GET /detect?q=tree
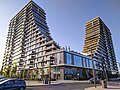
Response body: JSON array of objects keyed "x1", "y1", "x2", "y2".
[
  {"x1": 26, "y1": 69, "x2": 34, "y2": 80},
  {"x1": 36, "y1": 67, "x2": 39, "y2": 80},
  {"x1": 41, "y1": 68, "x2": 44, "y2": 81},
  {"x1": 0, "y1": 70, "x2": 1, "y2": 75},
  {"x1": 27, "y1": 69, "x2": 30, "y2": 79},
  {"x1": 3, "y1": 67, "x2": 11, "y2": 78},
  {"x1": 22, "y1": 69, "x2": 26, "y2": 79},
  {"x1": 31, "y1": 70, "x2": 34, "y2": 79},
  {"x1": 11, "y1": 64, "x2": 17, "y2": 78},
  {"x1": 0, "y1": 69, "x2": 4, "y2": 75},
  {"x1": 16, "y1": 71, "x2": 20, "y2": 78}
]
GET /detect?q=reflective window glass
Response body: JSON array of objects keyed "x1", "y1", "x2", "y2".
[
  {"x1": 73, "y1": 55, "x2": 82, "y2": 67},
  {"x1": 94, "y1": 61, "x2": 97, "y2": 69},
  {"x1": 89, "y1": 59, "x2": 93, "y2": 68},
  {"x1": 83, "y1": 58, "x2": 87, "y2": 67},
  {"x1": 65, "y1": 53, "x2": 72, "y2": 64}
]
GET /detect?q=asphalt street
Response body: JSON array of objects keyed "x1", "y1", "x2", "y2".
[{"x1": 26, "y1": 82, "x2": 101, "y2": 90}]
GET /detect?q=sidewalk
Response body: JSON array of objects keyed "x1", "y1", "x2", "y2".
[
  {"x1": 26, "y1": 80, "x2": 60, "y2": 87},
  {"x1": 26, "y1": 80, "x2": 88, "y2": 86},
  {"x1": 85, "y1": 84, "x2": 120, "y2": 90},
  {"x1": 85, "y1": 86, "x2": 120, "y2": 90}
]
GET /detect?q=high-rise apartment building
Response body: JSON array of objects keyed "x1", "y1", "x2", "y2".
[
  {"x1": 2, "y1": 0, "x2": 60, "y2": 73},
  {"x1": 83, "y1": 17, "x2": 118, "y2": 72},
  {"x1": 2, "y1": 0, "x2": 118, "y2": 79}
]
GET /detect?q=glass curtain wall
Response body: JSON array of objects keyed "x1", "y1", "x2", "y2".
[
  {"x1": 73, "y1": 55, "x2": 82, "y2": 67},
  {"x1": 65, "y1": 53, "x2": 72, "y2": 64}
]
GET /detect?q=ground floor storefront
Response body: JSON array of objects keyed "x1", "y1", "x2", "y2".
[
  {"x1": 50, "y1": 66, "x2": 117, "y2": 80},
  {"x1": 18, "y1": 65, "x2": 117, "y2": 80},
  {"x1": 50, "y1": 66, "x2": 93, "y2": 80}
]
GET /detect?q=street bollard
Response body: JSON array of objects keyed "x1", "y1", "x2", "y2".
[{"x1": 102, "y1": 80, "x2": 107, "y2": 88}]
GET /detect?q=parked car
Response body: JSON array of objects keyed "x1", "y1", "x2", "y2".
[
  {"x1": 88, "y1": 78, "x2": 101, "y2": 84},
  {"x1": 0, "y1": 79, "x2": 26, "y2": 90},
  {"x1": 0, "y1": 75, "x2": 6, "y2": 79},
  {"x1": 117, "y1": 77, "x2": 120, "y2": 80}
]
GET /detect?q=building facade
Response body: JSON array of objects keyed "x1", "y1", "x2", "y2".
[
  {"x1": 2, "y1": 1, "x2": 118, "y2": 80},
  {"x1": 2, "y1": 0, "x2": 60, "y2": 77},
  {"x1": 83, "y1": 17, "x2": 118, "y2": 76},
  {"x1": 50, "y1": 48, "x2": 99, "y2": 80}
]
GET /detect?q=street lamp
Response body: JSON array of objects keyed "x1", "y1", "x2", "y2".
[{"x1": 77, "y1": 73, "x2": 80, "y2": 80}]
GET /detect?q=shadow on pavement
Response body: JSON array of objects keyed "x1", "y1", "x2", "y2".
[{"x1": 26, "y1": 89, "x2": 33, "y2": 90}]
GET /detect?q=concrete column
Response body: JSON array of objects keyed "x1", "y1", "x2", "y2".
[
  {"x1": 61, "y1": 52, "x2": 65, "y2": 64},
  {"x1": 60, "y1": 67, "x2": 64, "y2": 80}
]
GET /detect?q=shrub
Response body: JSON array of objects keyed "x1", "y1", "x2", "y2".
[
  {"x1": 51, "y1": 78, "x2": 56, "y2": 81},
  {"x1": 72, "y1": 78, "x2": 78, "y2": 80}
]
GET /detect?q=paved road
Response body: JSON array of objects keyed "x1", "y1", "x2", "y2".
[{"x1": 26, "y1": 82, "x2": 101, "y2": 90}]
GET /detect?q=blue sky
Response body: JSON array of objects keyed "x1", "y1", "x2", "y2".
[{"x1": 0, "y1": 0, "x2": 120, "y2": 69}]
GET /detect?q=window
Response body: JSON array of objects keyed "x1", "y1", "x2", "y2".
[
  {"x1": 15, "y1": 80, "x2": 22, "y2": 84},
  {"x1": 41, "y1": 46, "x2": 44, "y2": 50},
  {"x1": 83, "y1": 58, "x2": 87, "y2": 67},
  {"x1": 86, "y1": 58, "x2": 89, "y2": 67},
  {"x1": 89, "y1": 59, "x2": 93, "y2": 68},
  {"x1": 36, "y1": 39, "x2": 38, "y2": 43},
  {"x1": 37, "y1": 53, "x2": 40, "y2": 56},
  {"x1": 5, "y1": 80, "x2": 15, "y2": 85},
  {"x1": 36, "y1": 44, "x2": 39, "y2": 47},
  {"x1": 41, "y1": 51, "x2": 44, "y2": 55},
  {"x1": 94, "y1": 61, "x2": 97, "y2": 69},
  {"x1": 65, "y1": 53, "x2": 72, "y2": 64},
  {"x1": 38, "y1": 48, "x2": 40, "y2": 52},
  {"x1": 73, "y1": 55, "x2": 82, "y2": 67}
]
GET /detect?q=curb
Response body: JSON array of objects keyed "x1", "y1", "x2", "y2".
[{"x1": 108, "y1": 82, "x2": 120, "y2": 86}]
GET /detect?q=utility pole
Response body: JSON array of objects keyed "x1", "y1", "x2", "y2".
[
  {"x1": 102, "y1": 57, "x2": 108, "y2": 81},
  {"x1": 90, "y1": 48, "x2": 96, "y2": 88}
]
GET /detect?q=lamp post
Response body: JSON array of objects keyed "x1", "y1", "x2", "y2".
[{"x1": 77, "y1": 73, "x2": 80, "y2": 80}]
